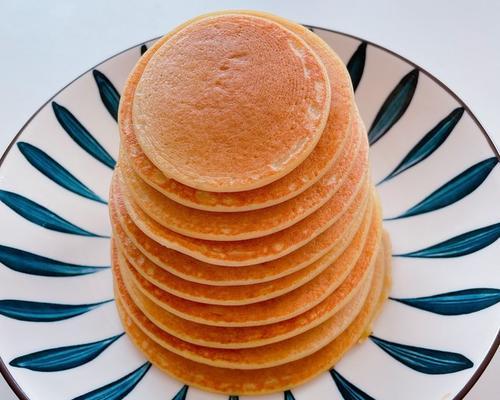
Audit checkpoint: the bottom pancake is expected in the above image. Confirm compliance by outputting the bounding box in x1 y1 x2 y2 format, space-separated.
114 235 391 395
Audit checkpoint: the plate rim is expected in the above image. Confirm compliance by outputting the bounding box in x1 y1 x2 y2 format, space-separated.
0 25 498 400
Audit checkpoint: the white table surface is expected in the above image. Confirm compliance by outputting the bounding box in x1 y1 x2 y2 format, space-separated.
0 0 498 398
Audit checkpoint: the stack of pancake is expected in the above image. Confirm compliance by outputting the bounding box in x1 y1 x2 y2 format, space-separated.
110 11 392 395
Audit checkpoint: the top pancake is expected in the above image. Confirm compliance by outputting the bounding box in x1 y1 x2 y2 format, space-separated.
119 12 353 211
132 14 331 192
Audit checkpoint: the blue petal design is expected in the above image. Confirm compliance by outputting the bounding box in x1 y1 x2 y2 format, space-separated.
370 336 473 374
387 157 498 219
52 102 116 169
330 369 375 400
172 385 188 400
0 190 105 237
391 288 500 315
140 44 148 55
378 108 464 184
0 244 108 277
347 42 367 92
368 69 419 145
10 333 123 371
17 142 106 204
0 299 112 322
395 223 500 258
72 362 151 400
93 70 120 121
284 390 296 400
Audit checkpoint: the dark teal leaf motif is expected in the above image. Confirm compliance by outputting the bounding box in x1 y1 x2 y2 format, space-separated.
347 42 367 92
52 102 116 169
0 190 105 237
378 108 464 184
17 142 106 204
228 396 239 400
0 245 108 277
370 336 473 374
330 369 375 400
0 299 113 322
391 288 500 315
395 223 500 258
387 157 498 220
140 44 148 55
72 362 151 400
284 390 296 400
172 385 188 400
10 333 124 372
93 70 120 121
368 69 419 145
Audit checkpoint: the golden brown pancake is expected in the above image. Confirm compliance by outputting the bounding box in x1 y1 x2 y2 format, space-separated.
120 121 364 241
117 202 381 331
110 185 371 287
114 259 372 369
113 197 373 305
118 204 380 327
114 158 369 266
114 237 388 394
115 220 379 350
133 14 331 192
119 12 354 212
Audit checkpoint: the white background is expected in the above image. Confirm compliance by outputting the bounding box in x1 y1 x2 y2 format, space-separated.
0 0 498 399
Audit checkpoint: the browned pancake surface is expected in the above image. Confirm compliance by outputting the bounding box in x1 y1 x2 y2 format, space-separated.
119 12 354 211
133 14 331 192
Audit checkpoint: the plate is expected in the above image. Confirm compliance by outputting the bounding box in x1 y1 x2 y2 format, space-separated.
0 26 498 400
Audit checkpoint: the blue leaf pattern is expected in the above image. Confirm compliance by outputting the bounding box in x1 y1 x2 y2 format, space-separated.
368 69 419 145
10 333 123 371
172 385 188 400
0 245 108 277
72 362 151 400
370 336 473 374
0 190 105 237
52 102 116 169
347 42 367 92
395 223 500 258
140 44 148 55
391 288 500 315
330 369 375 400
387 157 498 219
0 299 112 322
93 70 120 121
284 390 296 400
228 396 239 400
17 142 106 204
378 108 464 184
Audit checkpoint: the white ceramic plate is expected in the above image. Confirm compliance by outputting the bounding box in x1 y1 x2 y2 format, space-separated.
0 26 498 400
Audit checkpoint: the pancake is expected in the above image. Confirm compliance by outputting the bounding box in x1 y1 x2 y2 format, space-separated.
110 185 371 287
114 158 369 266
118 202 381 331
113 254 374 369
120 118 364 241
133 14 331 192
118 203 380 327
114 237 388 395
119 12 354 212
112 196 373 306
